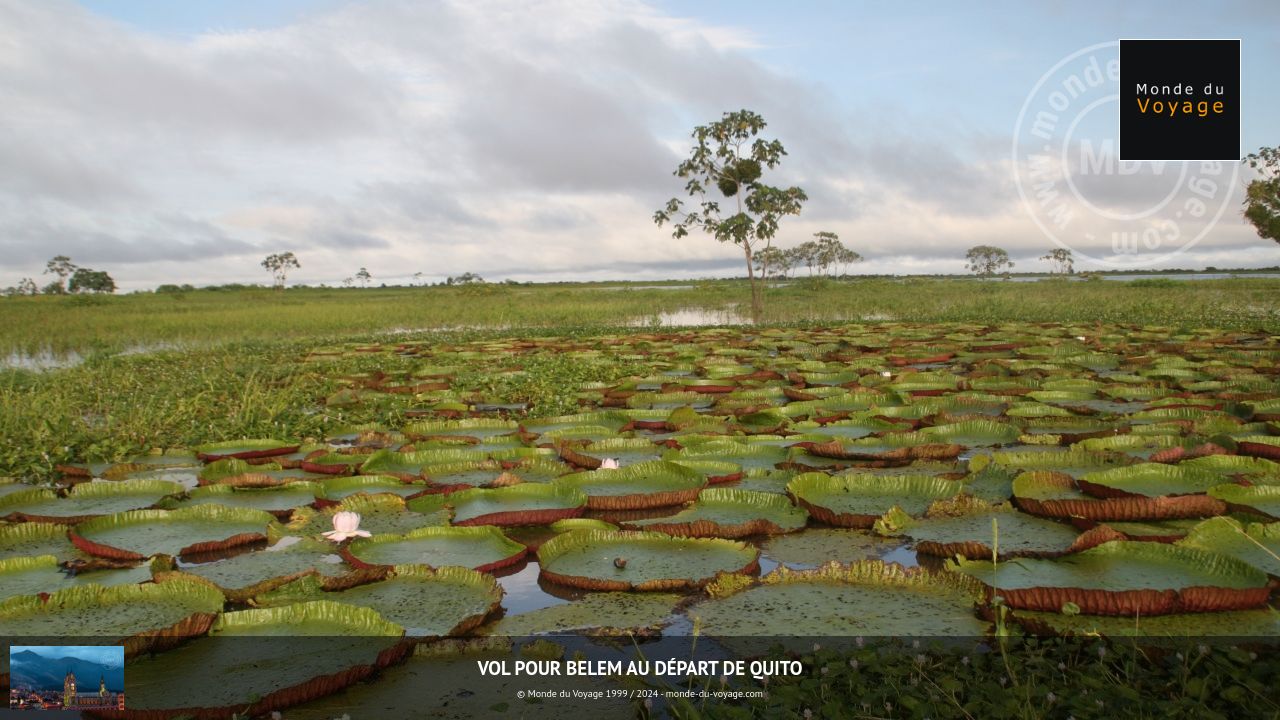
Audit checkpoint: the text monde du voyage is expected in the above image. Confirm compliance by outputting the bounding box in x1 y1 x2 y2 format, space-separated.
1134 82 1228 118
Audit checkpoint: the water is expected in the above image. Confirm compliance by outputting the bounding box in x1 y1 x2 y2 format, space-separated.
2 342 186 372
628 308 751 327
1002 272 1280 282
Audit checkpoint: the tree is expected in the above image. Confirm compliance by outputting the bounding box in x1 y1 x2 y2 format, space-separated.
1243 147 1280 244
355 267 372 288
753 246 788 279
261 252 300 290
965 245 1014 277
43 255 77 294
413 272 424 286
446 272 485 285
68 268 116 294
342 277 354 288
1040 248 1074 274
835 246 864 275
654 109 807 322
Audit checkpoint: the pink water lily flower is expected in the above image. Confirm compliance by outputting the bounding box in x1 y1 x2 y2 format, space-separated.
601 458 620 469
322 511 372 542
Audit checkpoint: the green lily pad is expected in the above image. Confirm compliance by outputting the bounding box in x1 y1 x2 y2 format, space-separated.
688 561 987 637
884 503 1084 559
1014 606 1280 638
256 564 501 637
322 474 429 500
0 480 184 521
1209 484 1280 519
120 601 403 713
194 439 300 461
1079 463 1223 498
620 488 808 537
761 528 902 569
1177 517 1280 576
0 522 76 562
950 540 1271 615
408 483 587 526
537 530 759 591
488 592 683 636
173 481 324 514
918 420 1020 446
786 472 962 528
291 494 450 538
345 526 526 573
553 460 707 510
0 575 224 639
72 505 279 560
168 537 349 601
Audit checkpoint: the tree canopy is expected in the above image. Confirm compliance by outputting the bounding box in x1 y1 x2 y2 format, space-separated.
654 109 807 321
1243 147 1280 244
965 245 1014 277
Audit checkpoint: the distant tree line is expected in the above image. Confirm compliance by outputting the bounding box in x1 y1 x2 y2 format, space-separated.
2 255 116 297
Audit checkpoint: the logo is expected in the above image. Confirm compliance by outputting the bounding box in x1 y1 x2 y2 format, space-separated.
1012 41 1239 267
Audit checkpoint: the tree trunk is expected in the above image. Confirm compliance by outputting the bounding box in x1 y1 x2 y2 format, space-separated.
743 244 762 323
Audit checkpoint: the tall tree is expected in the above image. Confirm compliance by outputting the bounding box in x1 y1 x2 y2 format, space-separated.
1039 248 1074 274
752 246 787 279
261 252 300 290
355 267 372 287
68 268 116 294
654 110 807 322
43 255 77 294
1243 147 1280 244
965 245 1014 277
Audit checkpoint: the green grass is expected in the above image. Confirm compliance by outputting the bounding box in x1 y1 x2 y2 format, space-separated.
2 277 1278 358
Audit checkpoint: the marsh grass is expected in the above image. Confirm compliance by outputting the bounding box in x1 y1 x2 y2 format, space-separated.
1 278 1277 358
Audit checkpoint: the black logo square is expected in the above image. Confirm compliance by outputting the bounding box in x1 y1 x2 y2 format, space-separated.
1119 39 1240 161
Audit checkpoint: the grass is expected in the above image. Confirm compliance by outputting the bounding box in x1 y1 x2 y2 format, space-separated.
2 277 1278 358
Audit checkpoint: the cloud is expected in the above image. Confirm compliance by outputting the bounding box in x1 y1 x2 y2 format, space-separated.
0 0 1274 292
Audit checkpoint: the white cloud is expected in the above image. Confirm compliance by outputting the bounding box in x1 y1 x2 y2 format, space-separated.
0 0 1271 292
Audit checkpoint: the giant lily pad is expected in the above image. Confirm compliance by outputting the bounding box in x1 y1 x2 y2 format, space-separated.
195 439 301 461
881 501 1088 559
1177 516 1280 576
160 537 349 601
344 526 526 573
1209 483 1280 519
0 479 184 523
1013 606 1280 638
949 540 1272 615
322 474 428 500
71 505 279 561
408 483 587 526
688 561 987 637
1013 470 1226 521
537 530 759 591
120 601 404 716
488 592 683 636
786 472 962 528
553 460 707 510
0 576 224 649
761 529 901 569
620 488 808 538
291 494 450 538
1078 463 1223 498
0 522 76 562
171 481 324 517
255 564 501 637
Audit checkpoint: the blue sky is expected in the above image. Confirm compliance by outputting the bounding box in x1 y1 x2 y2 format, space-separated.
12 645 124 667
1 1 1277 290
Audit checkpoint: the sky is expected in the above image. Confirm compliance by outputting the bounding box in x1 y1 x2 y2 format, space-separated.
1 0 1278 291
11 645 124 667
